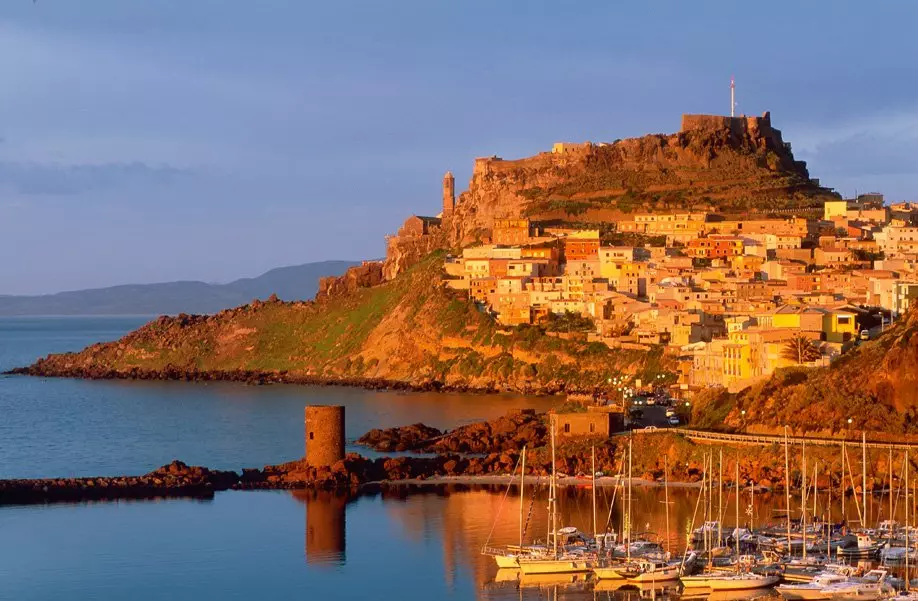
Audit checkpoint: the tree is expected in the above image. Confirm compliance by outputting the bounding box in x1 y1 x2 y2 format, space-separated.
782 334 822 365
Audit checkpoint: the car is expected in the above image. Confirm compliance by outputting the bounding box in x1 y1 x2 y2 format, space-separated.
860 329 870 340
668 416 680 426
665 409 676 417
643 426 658 432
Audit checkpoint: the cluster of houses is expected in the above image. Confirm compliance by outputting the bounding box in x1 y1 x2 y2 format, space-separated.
441 194 918 395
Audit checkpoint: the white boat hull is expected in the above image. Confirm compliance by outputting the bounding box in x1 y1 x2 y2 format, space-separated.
681 574 781 591
518 559 593 575
629 565 681 582
777 585 834 600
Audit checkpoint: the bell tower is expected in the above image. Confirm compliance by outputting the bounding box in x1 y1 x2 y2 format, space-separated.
442 171 455 217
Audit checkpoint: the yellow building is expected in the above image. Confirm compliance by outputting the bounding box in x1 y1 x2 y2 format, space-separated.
722 339 753 384
767 305 858 344
824 200 849 221
822 310 857 343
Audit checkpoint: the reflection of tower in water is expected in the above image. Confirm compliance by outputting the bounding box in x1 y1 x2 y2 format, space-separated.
292 489 348 567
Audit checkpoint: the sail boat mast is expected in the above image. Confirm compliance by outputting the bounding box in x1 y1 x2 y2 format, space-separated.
735 457 740 565
862 432 867 527
889 446 894 528
719 449 724 547
591 446 597 541
552 419 558 558
784 426 791 557
842 440 847 522
519 446 526 549
627 437 633 562
802 441 807 560
827 465 832 557
664 456 671 555
906 451 910 592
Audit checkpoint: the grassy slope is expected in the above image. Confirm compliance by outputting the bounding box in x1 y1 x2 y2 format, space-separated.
691 309 918 436
31 252 673 391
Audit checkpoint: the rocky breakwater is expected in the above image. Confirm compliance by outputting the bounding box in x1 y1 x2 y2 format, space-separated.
0 461 240 505
357 409 548 453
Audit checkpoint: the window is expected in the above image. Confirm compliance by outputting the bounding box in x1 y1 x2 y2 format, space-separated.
563 423 571 433
589 423 595 433
309 432 314 440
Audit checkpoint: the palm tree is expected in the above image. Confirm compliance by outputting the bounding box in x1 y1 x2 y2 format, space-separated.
782 334 822 365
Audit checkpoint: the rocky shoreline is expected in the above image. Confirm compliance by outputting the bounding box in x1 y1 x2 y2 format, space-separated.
6 410 910 506
5 363 574 395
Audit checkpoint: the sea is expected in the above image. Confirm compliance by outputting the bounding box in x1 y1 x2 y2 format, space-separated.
0 317 888 600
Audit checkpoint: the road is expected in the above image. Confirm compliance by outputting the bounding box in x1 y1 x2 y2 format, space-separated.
628 403 677 429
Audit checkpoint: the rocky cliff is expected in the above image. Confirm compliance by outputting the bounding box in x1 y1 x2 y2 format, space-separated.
449 112 837 245
692 308 918 437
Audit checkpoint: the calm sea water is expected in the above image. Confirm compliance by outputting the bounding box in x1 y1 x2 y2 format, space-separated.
0 318 886 600
0 316 571 600
0 316 555 479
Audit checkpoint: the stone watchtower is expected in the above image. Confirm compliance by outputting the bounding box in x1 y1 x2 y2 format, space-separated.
304 405 345 466
442 170 455 217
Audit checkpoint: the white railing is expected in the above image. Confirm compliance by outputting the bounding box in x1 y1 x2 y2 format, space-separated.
632 427 918 450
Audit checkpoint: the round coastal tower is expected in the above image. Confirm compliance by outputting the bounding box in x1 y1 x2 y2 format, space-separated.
304 405 345 466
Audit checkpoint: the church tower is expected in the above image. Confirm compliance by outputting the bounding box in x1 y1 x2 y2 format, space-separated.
442 171 455 217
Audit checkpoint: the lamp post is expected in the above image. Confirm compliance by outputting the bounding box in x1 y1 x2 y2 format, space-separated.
740 409 747 432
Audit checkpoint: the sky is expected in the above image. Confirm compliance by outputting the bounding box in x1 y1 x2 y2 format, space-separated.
0 1 916 295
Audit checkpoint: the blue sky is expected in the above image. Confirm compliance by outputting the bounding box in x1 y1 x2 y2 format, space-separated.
1 1 916 294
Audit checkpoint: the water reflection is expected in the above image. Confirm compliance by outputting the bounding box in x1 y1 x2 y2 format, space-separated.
291 489 349 567
295 482 912 600
0 484 906 600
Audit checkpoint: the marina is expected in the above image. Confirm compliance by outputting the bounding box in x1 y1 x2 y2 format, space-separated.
482 431 918 599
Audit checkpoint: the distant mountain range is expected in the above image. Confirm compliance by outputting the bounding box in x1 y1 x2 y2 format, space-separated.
0 260 361 316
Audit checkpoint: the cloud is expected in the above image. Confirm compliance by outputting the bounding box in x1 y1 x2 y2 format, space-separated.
0 161 193 195
798 132 918 177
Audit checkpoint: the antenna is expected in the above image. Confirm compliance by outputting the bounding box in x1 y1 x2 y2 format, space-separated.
730 76 736 118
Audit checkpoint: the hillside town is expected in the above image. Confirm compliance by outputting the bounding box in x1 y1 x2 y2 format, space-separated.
425 188 918 396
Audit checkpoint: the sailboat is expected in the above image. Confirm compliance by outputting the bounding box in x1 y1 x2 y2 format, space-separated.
482 446 544 568
625 455 681 583
593 437 635 580
518 419 596 575
680 457 781 591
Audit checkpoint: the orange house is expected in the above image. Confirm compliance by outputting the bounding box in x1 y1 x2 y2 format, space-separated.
563 233 600 262
686 236 744 259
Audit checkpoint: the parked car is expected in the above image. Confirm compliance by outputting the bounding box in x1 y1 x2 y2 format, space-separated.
860 329 870 340
668 416 680 426
665 409 676 417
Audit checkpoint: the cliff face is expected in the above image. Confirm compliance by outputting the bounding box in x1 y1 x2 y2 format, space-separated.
20 253 670 392
449 112 836 244
692 308 918 437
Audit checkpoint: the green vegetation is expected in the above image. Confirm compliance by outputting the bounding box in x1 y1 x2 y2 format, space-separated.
781 334 822 365
545 311 595 333
43 249 675 392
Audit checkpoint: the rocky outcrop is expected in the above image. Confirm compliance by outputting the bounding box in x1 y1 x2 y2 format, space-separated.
357 423 444 452
0 460 239 505
693 306 918 436
432 409 547 453
383 228 447 281
316 261 385 300
357 410 547 453
449 112 837 245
